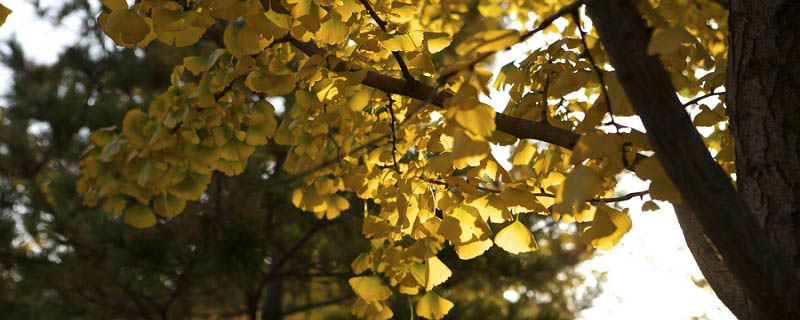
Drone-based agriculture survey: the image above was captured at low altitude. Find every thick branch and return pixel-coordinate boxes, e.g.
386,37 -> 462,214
586,0 -> 800,317
283,37 -> 579,149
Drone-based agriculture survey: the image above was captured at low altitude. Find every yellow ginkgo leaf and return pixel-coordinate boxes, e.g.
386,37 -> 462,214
101,0 -> 127,10
570,133 -> 624,165
333,0 -> 360,21
425,256 -> 452,290
236,24 -> 269,55
351,298 -> 394,320
322,194 -> 349,219
499,187 -> 547,214
647,26 -> 696,56
347,89 -> 371,111
583,204 -> 632,250
466,194 -> 512,223
452,129 -> 490,169
103,9 -> 151,46
635,157 -> 682,203
424,32 -> 452,54
693,104 -> 725,127
245,68 -> 296,95
381,31 -> 424,52
0,3 -> 8,28
362,215 -> 393,239
183,49 -> 226,75
454,238 -> 493,260
121,109 -> 151,149
153,192 -> 186,218
124,204 -> 157,229
454,103 -> 496,139
511,141 -> 536,165
349,276 -> 391,302
437,215 -> 464,244
101,195 -> 125,216
317,12 -> 349,45
244,10 -> 290,40
642,200 -> 660,212
169,172 -> 210,200
494,219 -> 538,254
291,187 -> 326,213
351,252 -> 372,275
416,291 -> 454,320
553,165 -> 603,216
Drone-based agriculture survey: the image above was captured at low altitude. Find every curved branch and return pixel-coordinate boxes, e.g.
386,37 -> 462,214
682,90 -> 725,108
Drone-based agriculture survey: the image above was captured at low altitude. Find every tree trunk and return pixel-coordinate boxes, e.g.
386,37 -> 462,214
673,204 -> 757,319
714,0 -> 800,317
261,280 -> 282,320
586,0 -> 800,318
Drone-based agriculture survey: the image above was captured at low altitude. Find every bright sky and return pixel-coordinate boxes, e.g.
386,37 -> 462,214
0,2 -> 735,319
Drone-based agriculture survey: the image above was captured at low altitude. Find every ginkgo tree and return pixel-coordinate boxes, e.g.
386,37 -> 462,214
5,0 -> 796,318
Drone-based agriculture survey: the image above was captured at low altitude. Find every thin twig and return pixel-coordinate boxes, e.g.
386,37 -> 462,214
422,175 -> 649,204
386,93 -> 400,172
541,74 -> 551,124
358,0 -> 415,84
683,90 -> 725,107
572,10 -> 618,133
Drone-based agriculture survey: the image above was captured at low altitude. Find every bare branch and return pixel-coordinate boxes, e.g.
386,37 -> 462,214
386,93 -> 400,172
682,90 -> 725,108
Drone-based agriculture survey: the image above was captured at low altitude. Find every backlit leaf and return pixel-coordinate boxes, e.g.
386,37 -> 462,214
424,32 -> 452,54
647,26 -> 696,56
0,4 -> 7,27
415,291 -> 454,320
583,204 -> 632,250
635,157 -> 682,203
425,256 -> 451,290
349,276 -> 391,302
494,220 -> 538,254
454,238 -> 493,260
124,204 -> 157,229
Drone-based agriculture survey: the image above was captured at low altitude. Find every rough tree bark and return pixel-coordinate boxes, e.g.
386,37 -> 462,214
587,0 -> 800,318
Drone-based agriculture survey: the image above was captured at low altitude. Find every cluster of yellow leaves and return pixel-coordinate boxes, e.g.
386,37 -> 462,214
78,0 -> 732,319
78,52 -> 277,228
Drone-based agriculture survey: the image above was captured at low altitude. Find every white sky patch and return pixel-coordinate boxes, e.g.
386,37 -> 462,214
0,0 -> 85,105
503,289 -> 521,303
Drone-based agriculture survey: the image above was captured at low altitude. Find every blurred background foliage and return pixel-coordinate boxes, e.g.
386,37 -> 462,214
0,1 -> 600,319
